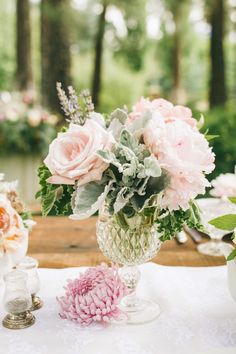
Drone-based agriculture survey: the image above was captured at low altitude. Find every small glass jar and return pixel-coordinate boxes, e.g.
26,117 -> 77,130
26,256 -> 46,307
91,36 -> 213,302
16,256 -> 43,311
2,270 -> 35,329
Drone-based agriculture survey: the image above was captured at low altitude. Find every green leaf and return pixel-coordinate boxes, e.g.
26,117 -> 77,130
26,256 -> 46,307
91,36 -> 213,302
36,164 -> 73,216
229,197 -> 236,205
209,214 -> 236,231
205,134 -> 219,141
42,186 -> 63,216
227,249 -> 236,261
197,114 -> 204,129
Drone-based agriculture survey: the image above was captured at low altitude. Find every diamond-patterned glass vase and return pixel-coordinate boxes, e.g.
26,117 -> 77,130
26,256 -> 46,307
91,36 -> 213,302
96,206 -> 162,324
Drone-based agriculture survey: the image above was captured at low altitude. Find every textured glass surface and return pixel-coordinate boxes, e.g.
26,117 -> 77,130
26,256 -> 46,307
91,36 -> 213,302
96,214 -> 161,266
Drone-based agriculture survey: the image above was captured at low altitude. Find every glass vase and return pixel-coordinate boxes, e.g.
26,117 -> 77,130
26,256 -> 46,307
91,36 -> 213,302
96,206 -> 162,324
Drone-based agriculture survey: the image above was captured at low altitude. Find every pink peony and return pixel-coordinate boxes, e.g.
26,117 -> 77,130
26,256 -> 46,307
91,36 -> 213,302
210,173 -> 236,198
144,118 -> 215,210
128,97 -> 197,128
44,119 -> 114,186
57,264 -> 127,326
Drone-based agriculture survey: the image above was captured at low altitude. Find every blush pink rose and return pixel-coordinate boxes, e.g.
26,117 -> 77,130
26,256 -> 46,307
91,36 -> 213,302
44,119 -> 114,186
127,97 -> 197,128
144,119 -> 215,210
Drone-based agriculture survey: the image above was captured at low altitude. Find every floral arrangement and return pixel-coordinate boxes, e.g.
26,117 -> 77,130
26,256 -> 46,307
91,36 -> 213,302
210,169 -> 236,198
57,264 -> 127,326
0,91 -> 58,155
37,84 -> 215,241
209,169 -> 236,260
0,174 -> 35,273
209,195 -> 236,261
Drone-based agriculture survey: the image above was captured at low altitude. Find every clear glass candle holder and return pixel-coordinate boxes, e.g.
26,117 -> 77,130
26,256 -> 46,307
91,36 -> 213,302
16,256 -> 43,311
2,270 -> 35,329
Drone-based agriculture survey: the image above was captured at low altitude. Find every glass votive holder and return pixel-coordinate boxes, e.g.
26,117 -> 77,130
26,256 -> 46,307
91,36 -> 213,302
2,270 -> 35,329
16,256 -> 43,311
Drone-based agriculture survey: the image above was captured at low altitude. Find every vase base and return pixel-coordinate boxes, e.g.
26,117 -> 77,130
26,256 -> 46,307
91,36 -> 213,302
120,298 -> 161,324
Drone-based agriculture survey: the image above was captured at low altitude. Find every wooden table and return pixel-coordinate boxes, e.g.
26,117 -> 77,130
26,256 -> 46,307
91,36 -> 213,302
28,216 -> 227,268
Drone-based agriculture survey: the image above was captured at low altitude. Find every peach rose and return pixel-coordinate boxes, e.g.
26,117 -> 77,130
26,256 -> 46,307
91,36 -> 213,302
44,119 -> 114,186
0,195 -> 28,262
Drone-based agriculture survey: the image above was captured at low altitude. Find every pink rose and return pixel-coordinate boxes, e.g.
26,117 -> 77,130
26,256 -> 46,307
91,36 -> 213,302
144,119 -> 215,210
44,119 -> 114,186
127,97 -> 197,128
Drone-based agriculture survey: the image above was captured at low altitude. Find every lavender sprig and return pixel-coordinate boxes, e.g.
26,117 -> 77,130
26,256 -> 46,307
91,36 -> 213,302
56,82 -> 94,125
81,89 -> 94,117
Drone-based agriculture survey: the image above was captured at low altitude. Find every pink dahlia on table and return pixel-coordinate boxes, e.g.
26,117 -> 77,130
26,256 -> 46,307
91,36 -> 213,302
57,264 -> 127,326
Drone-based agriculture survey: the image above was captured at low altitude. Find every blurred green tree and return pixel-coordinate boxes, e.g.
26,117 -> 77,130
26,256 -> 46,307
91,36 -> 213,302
41,0 -> 71,114
113,0 -> 146,72
206,0 -> 227,108
16,0 -> 33,90
91,0 -> 108,108
91,0 -> 146,109
159,0 -> 190,103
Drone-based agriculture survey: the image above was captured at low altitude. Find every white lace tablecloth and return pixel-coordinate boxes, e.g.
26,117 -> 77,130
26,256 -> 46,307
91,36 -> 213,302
0,263 -> 236,354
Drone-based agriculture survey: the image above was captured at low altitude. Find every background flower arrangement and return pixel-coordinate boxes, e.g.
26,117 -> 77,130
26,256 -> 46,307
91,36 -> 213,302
0,174 -> 35,276
37,84 -> 215,241
209,170 -> 236,261
0,91 -> 58,155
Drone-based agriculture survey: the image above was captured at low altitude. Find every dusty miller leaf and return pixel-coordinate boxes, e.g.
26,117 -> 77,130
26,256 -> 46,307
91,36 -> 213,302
113,187 -> 134,214
127,112 -> 152,139
144,155 -> 162,177
108,118 -> 124,140
70,181 -> 113,220
110,108 -> 127,124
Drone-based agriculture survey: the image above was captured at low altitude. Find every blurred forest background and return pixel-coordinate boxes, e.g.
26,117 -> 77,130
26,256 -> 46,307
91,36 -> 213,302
0,0 -> 236,182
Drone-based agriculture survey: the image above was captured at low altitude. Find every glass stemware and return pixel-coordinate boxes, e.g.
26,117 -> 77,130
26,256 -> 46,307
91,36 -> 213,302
96,204 -> 162,324
196,198 -> 236,257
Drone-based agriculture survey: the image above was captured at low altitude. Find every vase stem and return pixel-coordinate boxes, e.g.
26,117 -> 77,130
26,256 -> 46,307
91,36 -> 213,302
120,265 -> 140,307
